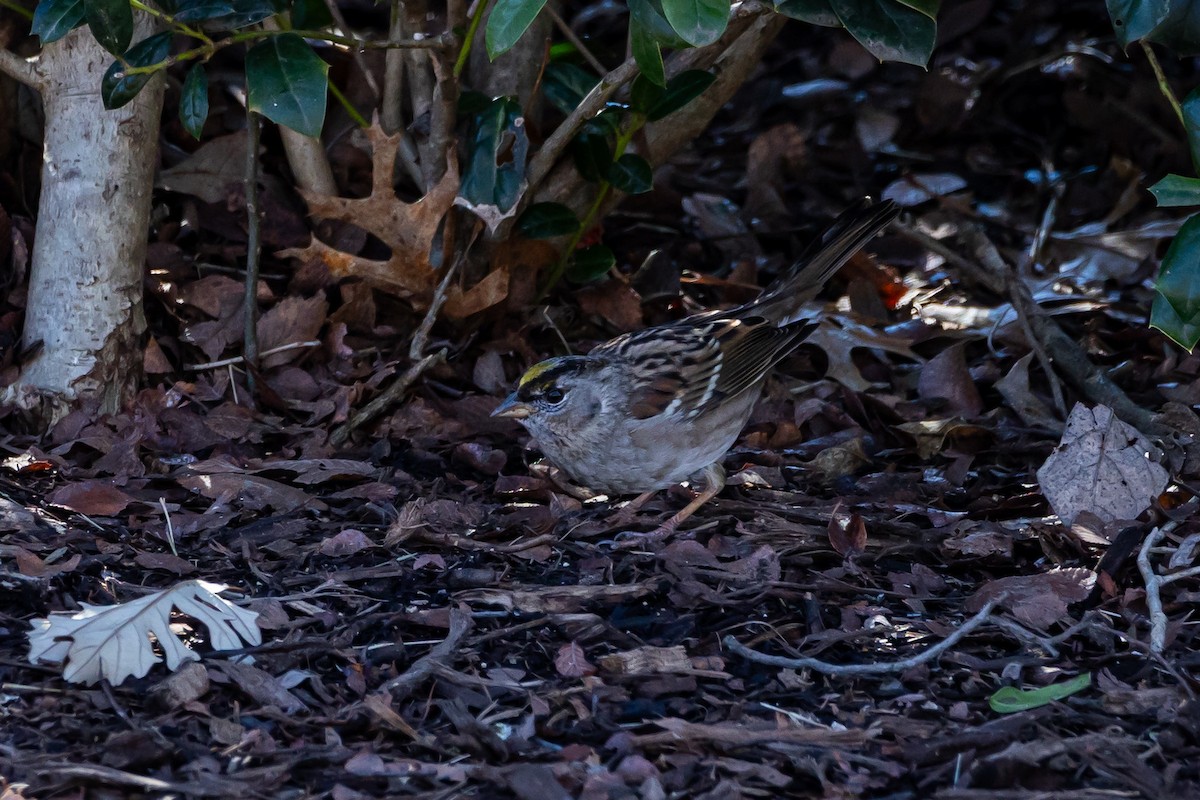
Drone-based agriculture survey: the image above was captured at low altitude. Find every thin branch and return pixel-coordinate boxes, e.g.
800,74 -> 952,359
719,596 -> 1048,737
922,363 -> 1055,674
524,56 -> 641,197
409,226 -> 462,360
380,606 -> 473,700
1140,41 -> 1186,129
185,340 -> 321,371
381,0 -> 407,135
723,596 -> 1003,675
0,48 -> 39,89
320,0 -> 380,102
1138,522 -> 1180,654
242,111 -> 262,397
961,222 -> 1162,435
329,349 -> 446,447
545,4 -> 606,75
1014,194 -> 1067,415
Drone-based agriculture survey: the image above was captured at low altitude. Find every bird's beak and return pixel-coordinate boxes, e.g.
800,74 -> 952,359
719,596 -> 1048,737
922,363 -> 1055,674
491,393 -> 533,420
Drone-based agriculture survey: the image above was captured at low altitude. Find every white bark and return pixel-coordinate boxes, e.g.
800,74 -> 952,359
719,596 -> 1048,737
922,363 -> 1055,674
12,18 -> 164,419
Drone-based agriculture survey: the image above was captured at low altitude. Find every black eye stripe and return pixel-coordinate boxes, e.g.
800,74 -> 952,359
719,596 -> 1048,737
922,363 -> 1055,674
516,360 -> 587,400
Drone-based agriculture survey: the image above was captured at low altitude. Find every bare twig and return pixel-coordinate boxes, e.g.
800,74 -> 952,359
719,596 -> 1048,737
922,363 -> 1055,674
892,222 -> 1003,295
329,348 -> 446,447
321,0 -> 380,102
405,530 -> 557,553
1012,195 -> 1068,415
0,48 -> 38,89
381,606 -> 473,700
1140,41 -> 1186,129
545,4 -> 606,74
242,111 -> 262,397
381,0 -> 408,134
524,56 -> 641,197
1138,522 -> 1180,654
425,50 -> 459,189
186,340 -> 321,371
961,223 -> 1161,435
722,596 -> 1003,675
158,497 -> 176,557
410,262 -> 458,360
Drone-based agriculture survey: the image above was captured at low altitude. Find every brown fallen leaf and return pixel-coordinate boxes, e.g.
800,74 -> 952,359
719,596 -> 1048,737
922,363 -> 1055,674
47,480 -> 135,516
967,568 -> 1096,629
280,124 -> 506,316
554,641 -> 596,678
918,343 -> 983,417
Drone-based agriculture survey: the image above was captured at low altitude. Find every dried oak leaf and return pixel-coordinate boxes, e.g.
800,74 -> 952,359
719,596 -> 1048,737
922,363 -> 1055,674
28,580 -> 261,686
280,124 -> 508,317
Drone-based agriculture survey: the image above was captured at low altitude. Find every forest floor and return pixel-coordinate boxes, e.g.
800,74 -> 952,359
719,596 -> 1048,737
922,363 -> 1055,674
2,2 -> 1200,798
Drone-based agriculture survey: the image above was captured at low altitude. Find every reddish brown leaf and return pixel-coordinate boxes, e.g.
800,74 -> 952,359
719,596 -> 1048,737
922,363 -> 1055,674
47,480 -> 135,516
554,641 -> 596,678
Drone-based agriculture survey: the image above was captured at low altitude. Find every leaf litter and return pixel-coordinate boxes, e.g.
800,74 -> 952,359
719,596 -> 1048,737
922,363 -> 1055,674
1,3 -> 1200,799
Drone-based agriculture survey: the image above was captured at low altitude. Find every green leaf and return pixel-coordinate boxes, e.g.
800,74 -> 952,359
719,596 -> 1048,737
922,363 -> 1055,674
608,153 -> 653,194
988,673 -> 1091,714
246,34 -> 329,138
566,244 -> 616,283
543,63 -> 599,115
459,97 -> 530,215
571,126 -> 612,183
518,203 -> 580,238
630,74 -> 665,116
629,0 -> 667,86
647,69 -> 716,121
84,0 -> 133,55
1152,213 -> 1200,351
168,0 -> 277,28
291,0 -> 334,29
179,64 -> 209,140
100,32 -> 173,110
1152,1 -> 1200,52
1106,0 -> 1171,47
486,0 -> 549,59
1149,174 -> 1200,207
774,0 -> 840,25
660,0 -> 731,46
897,0 -> 939,17
830,0 -> 937,66
1141,1 -> 1200,54
1183,86 -> 1200,175
32,0 -> 86,44
629,0 -> 691,48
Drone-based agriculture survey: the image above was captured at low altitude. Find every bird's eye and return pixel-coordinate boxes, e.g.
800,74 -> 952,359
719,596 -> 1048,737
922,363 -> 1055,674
544,387 -> 566,404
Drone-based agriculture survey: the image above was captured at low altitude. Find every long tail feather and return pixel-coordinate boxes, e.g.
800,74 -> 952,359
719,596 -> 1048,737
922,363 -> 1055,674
750,198 -> 899,324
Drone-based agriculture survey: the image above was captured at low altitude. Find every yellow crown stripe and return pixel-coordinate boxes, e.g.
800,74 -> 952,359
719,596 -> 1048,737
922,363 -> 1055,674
518,359 -> 559,388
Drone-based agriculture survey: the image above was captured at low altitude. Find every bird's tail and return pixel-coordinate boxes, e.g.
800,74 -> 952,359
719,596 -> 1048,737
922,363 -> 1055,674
751,198 -> 900,324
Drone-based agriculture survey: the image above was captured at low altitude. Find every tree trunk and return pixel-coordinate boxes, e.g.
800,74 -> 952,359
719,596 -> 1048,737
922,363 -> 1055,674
13,18 -> 163,421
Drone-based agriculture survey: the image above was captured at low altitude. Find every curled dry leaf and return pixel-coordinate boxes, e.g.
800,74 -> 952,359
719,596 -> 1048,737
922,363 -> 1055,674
28,580 -> 261,685
1036,403 -> 1169,527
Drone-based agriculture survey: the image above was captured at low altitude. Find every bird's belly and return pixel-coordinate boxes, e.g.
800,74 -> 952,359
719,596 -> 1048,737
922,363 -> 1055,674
558,391 -> 757,495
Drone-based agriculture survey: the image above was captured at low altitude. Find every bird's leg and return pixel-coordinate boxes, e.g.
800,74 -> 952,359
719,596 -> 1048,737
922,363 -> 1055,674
608,489 -> 659,529
613,462 -> 726,547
